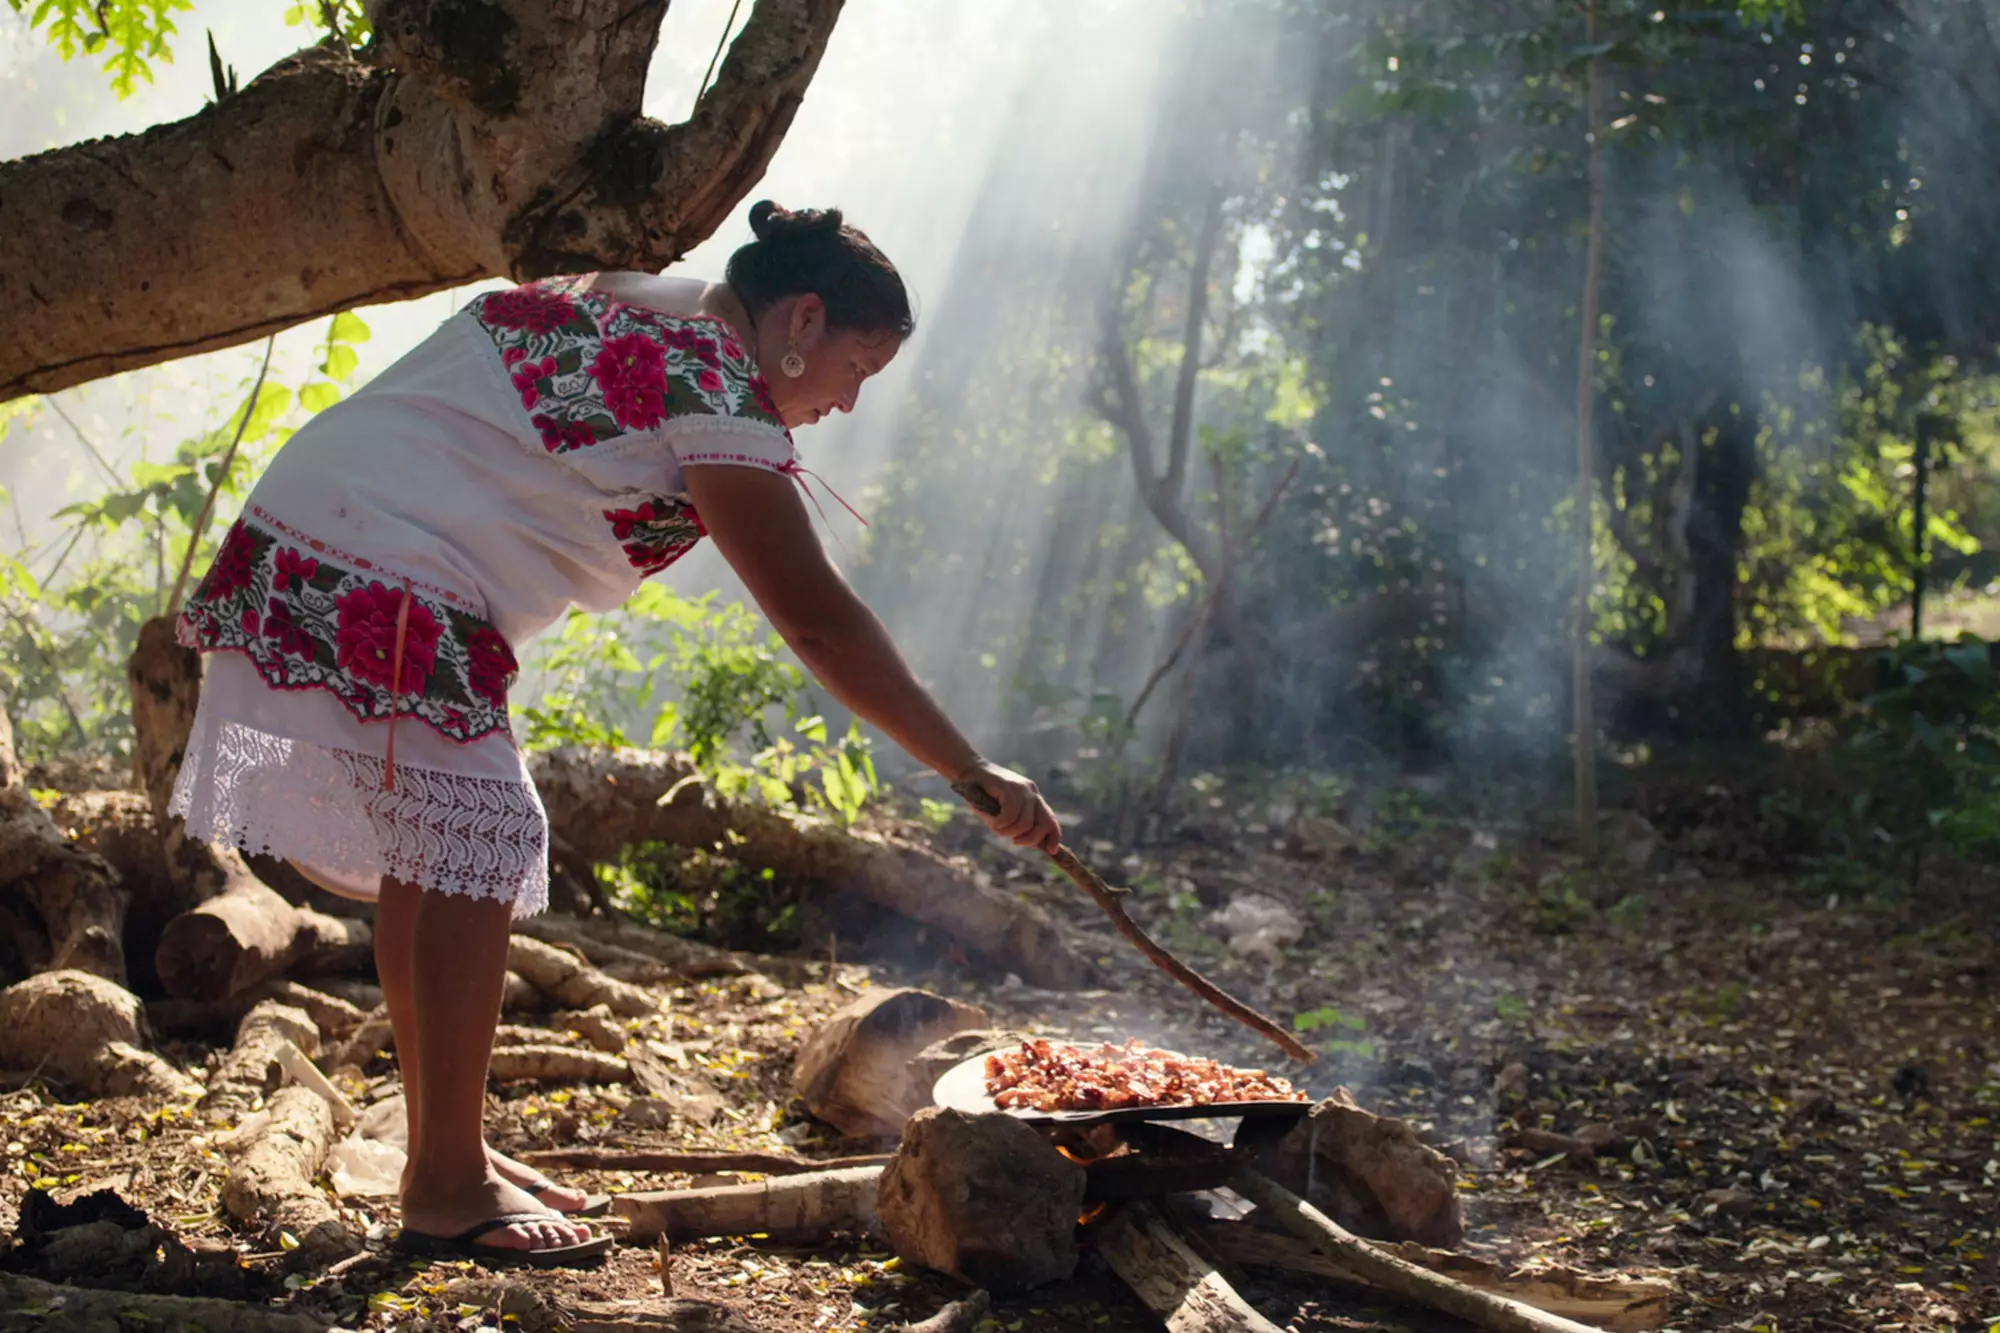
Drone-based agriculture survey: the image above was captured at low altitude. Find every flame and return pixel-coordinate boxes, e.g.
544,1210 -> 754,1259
1054,1144 -> 1093,1165
1078,1202 -> 1108,1226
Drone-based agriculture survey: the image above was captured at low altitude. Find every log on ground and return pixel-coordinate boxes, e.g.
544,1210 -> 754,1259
0,1274 -> 331,1333
1257,1088 -> 1464,1247
199,1000 -> 321,1123
149,979 -> 367,1044
154,879 -> 372,1002
513,912 -> 754,980
614,1164 -> 883,1242
1095,1200 -> 1285,1333
489,1044 -> 631,1083
0,707 -> 128,983
219,1085 -> 355,1261
508,934 -> 665,1017
519,1147 -> 892,1175
1199,1223 -> 1671,1332
793,988 -> 990,1140
533,747 -> 1089,988
1230,1166 -> 1603,1333
0,969 -> 199,1100
441,1276 -> 763,1333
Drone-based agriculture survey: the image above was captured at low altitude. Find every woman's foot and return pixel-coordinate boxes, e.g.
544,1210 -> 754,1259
399,1145 -> 596,1215
399,1164 -> 596,1256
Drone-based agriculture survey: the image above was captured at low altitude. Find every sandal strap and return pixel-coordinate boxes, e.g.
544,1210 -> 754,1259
450,1212 -> 564,1243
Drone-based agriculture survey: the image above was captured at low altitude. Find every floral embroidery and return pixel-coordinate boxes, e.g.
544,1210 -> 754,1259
603,494 -> 705,575
465,280 -> 793,456
178,518 -> 518,745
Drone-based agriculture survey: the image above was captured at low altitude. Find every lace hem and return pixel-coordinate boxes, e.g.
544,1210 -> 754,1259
170,708 -> 549,917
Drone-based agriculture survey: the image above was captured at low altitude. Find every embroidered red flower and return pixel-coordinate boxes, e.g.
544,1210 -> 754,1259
241,608 -> 261,636
564,422 -> 596,449
482,285 -> 578,336
501,346 -> 528,367
589,332 -> 669,431
265,598 -> 318,658
334,582 -> 442,695
206,521 -> 260,599
606,501 -> 657,542
273,546 -> 319,593
721,339 -> 746,362
697,368 -> 725,394
510,355 -> 558,409
465,626 -> 517,707
748,375 -> 782,422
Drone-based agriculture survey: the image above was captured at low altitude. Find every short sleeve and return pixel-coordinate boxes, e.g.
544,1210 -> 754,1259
654,317 -> 797,475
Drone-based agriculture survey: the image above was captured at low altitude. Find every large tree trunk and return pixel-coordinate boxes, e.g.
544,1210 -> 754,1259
0,0 -> 843,401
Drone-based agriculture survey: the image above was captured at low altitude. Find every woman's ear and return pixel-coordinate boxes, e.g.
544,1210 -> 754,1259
788,292 -> 828,348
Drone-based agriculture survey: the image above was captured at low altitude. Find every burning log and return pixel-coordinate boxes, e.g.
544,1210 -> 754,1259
1095,1200 -> 1286,1333
198,1000 -> 320,1123
0,969 -> 200,1101
218,1084 -> 357,1261
1198,1224 -> 1671,1333
1258,1089 -> 1464,1247
1230,1166 -> 1606,1333
507,934 -> 664,1018
793,988 -> 990,1140
876,1108 -> 1085,1294
613,1165 -> 884,1243
519,1147 -> 893,1175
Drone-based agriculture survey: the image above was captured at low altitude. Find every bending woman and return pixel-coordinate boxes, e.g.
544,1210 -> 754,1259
171,201 -> 1061,1266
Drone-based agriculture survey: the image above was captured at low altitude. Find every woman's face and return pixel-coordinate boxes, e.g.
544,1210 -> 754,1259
759,293 -> 902,429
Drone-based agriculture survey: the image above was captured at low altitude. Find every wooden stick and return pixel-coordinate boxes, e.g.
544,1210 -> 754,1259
952,782 -> 1313,1064
1230,1167 -> 1606,1333
1096,1199 -> 1285,1333
1199,1222 -> 1671,1332
893,1291 -> 991,1333
519,1147 -> 892,1175
613,1164 -> 883,1242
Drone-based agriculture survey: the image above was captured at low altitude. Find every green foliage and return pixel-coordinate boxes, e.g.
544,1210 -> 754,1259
0,315 -> 368,760
519,585 -> 882,825
15,0 -> 370,99
1292,1005 -> 1374,1058
1840,636 -> 2000,860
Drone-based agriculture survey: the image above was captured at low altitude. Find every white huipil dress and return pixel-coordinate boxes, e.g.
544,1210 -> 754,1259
170,275 -> 797,918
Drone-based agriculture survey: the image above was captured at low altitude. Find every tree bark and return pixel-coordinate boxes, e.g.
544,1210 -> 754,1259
0,0 -> 844,401
154,882 -> 372,1001
218,1084 -> 356,1261
613,1165 -> 884,1242
0,1275 -> 332,1333
1095,1200 -> 1285,1333
0,707 -> 127,983
198,1000 -> 321,1122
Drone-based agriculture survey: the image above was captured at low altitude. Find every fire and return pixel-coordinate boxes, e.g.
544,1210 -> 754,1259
1077,1202 -> 1108,1226
1054,1144 -> 1093,1165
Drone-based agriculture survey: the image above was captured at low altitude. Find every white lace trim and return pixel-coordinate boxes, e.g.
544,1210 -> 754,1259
170,708 -> 550,917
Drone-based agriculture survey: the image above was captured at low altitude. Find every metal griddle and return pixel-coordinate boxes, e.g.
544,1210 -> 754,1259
930,1050 -> 1312,1129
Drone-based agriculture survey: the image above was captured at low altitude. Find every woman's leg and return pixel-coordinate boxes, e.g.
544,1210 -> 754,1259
381,876 -> 590,1250
375,877 -> 587,1210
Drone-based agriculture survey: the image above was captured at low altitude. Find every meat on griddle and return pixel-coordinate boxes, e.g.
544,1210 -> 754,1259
983,1038 -> 1308,1112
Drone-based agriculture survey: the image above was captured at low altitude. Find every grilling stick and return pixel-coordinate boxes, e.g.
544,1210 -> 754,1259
953,781 -> 1314,1063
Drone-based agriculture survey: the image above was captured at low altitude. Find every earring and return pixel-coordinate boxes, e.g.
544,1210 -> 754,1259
781,347 -> 806,379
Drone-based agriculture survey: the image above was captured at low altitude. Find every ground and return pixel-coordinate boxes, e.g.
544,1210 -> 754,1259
1,783 -> 1995,1333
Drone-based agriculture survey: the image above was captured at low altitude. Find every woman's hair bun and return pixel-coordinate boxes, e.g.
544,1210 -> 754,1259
748,200 -> 845,242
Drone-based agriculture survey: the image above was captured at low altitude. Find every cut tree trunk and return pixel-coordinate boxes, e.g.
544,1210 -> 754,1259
219,1084 -> 355,1261
793,988 -> 989,1140
1230,1167 -> 1603,1333
0,969 -> 199,1100
507,934 -> 665,1017
199,1000 -> 321,1123
1258,1089 -> 1464,1247
0,1274 -> 331,1333
1095,1200 -> 1285,1333
519,1148 -> 891,1175
148,979 -> 364,1044
154,882 -> 372,1001
534,748 -> 1088,987
1199,1224 -> 1671,1333
876,1108 -> 1084,1294
613,1165 -> 883,1242
0,0 -> 846,400
0,708 -> 128,983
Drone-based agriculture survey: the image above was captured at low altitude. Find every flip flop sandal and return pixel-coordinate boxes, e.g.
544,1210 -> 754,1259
393,1214 -> 614,1268
525,1176 -> 614,1219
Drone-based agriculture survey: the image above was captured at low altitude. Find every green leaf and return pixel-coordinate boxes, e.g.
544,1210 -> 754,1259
323,343 -> 360,384
328,310 -> 372,345
298,381 -> 342,415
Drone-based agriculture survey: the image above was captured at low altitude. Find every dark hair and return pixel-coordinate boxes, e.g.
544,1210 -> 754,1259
725,200 -> 915,340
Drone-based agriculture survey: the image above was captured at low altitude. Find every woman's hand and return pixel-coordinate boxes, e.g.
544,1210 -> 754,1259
953,759 -> 1062,853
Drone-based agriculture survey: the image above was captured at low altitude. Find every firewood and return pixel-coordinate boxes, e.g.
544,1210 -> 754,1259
556,1004 -> 629,1052
1198,1223 -> 1671,1332
794,988 -> 990,1140
518,1147 -> 893,1175
440,1276 -> 763,1333
513,912 -> 755,980
614,1165 -> 884,1242
892,1291 -> 991,1333
199,1000 -> 320,1122
0,708 -> 128,983
1095,1199 -> 1286,1333
0,969 -> 200,1101
218,1084 -> 357,1261
508,934 -> 665,1017
334,1004 -> 394,1069
1230,1166 -> 1606,1333
876,1108 -> 1084,1294
148,979 -> 367,1043
0,1274 -> 330,1333
154,879 -> 372,1002
1258,1089 -> 1464,1247
503,969 -> 546,1013
488,1044 -> 631,1083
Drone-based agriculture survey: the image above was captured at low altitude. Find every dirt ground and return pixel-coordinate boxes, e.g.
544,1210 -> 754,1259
2,790 -> 1995,1332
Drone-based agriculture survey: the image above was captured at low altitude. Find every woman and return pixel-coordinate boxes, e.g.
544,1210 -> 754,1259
171,201 -> 1061,1266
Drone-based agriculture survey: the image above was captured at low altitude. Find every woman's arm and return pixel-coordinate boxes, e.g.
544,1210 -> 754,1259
679,464 -> 1060,850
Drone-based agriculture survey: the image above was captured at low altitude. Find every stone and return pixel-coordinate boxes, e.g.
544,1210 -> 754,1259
793,988 -> 989,1140
876,1107 -> 1084,1294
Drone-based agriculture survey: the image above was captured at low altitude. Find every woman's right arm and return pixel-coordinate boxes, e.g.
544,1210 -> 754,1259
679,463 -> 1061,851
